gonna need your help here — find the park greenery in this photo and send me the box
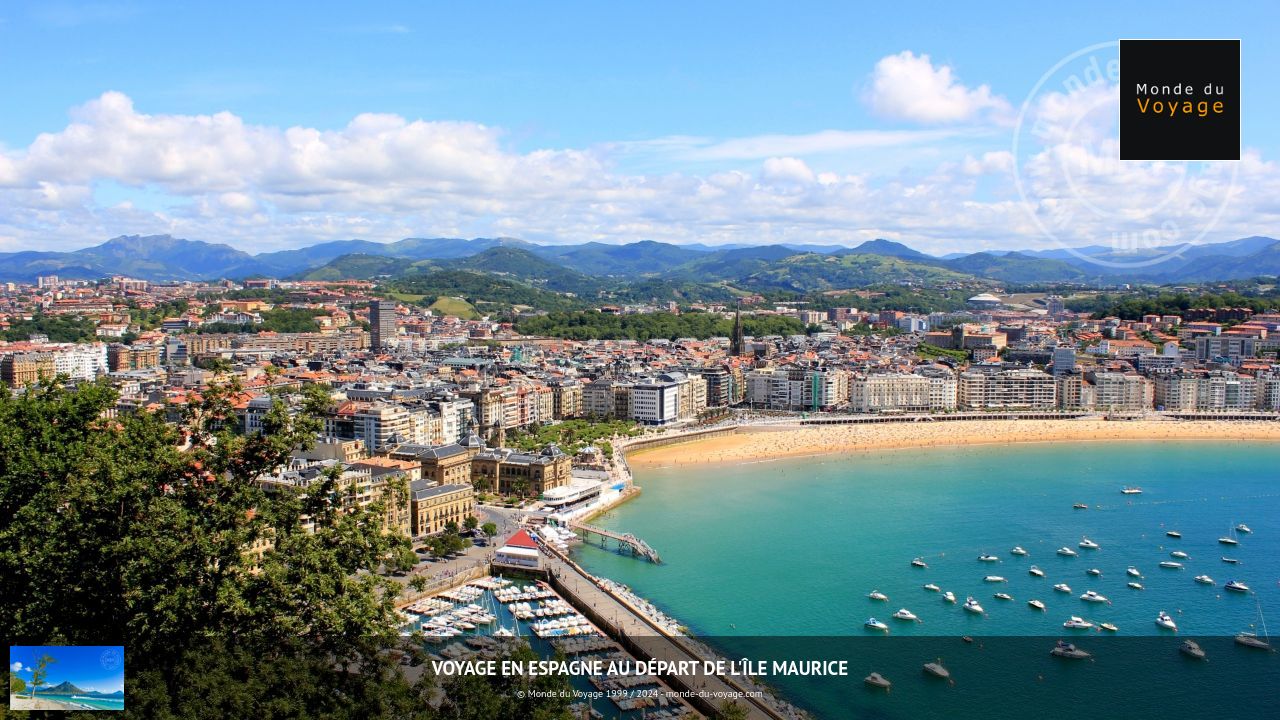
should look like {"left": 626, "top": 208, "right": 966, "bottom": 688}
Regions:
{"left": 190, "top": 307, "right": 329, "bottom": 334}
{"left": 0, "top": 312, "right": 99, "bottom": 343}
{"left": 506, "top": 418, "right": 640, "bottom": 455}
{"left": 0, "top": 378, "right": 574, "bottom": 719}
{"left": 515, "top": 310, "right": 806, "bottom": 341}
{"left": 1070, "top": 290, "right": 1280, "bottom": 320}
{"left": 915, "top": 343, "right": 968, "bottom": 363}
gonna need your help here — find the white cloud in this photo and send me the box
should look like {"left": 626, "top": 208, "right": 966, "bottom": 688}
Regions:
{"left": 0, "top": 89, "right": 1275, "bottom": 256}
{"left": 10, "top": 661, "right": 22, "bottom": 672}
{"left": 865, "top": 51, "right": 1012, "bottom": 125}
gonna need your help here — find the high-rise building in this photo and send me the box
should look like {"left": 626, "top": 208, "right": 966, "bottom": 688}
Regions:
{"left": 369, "top": 300, "right": 396, "bottom": 350}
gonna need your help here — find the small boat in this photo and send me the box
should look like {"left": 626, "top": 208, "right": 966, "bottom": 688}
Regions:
{"left": 1086, "top": 568, "right": 1102, "bottom": 577}
{"left": 1224, "top": 580, "right": 1250, "bottom": 593}
{"left": 963, "top": 596, "right": 984, "bottom": 614}
{"left": 1166, "top": 530, "right": 1181, "bottom": 538}
{"left": 923, "top": 661, "right": 950, "bottom": 679}
{"left": 1063, "top": 616, "right": 1093, "bottom": 629}
{"left": 1073, "top": 503, "right": 1088, "bottom": 509}
{"left": 1170, "top": 551, "right": 1189, "bottom": 559}
{"left": 1028, "top": 599, "right": 1046, "bottom": 611}
{"left": 1011, "top": 546, "right": 1028, "bottom": 556}
{"left": 1235, "top": 523, "right": 1252, "bottom": 534}
{"left": 1126, "top": 566, "right": 1142, "bottom": 577}
{"left": 868, "top": 590, "right": 889, "bottom": 601}
{"left": 864, "top": 617, "right": 890, "bottom": 632}
{"left": 864, "top": 672, "right": 892, "bottom": 689}
{"left": 1180, "top": 640, "right": 1207, "bottom": 660}
{"left": 1155, "top": 611, "right": 1178, "bottom": 631}
{"left": 961, "top": 635, "right": 973, "bottom": 644}
{"left": 1121, "top": 486, "right": 1143, "bottom": 494}
{"left": 1221, "top": 557, "right": 1240, "bottom": 564}
{"left": 1235, "top": 633, "right": 1272, "bottom": 650}
{"left": 1029, "top": 565, "right": 1046, "bottom": 577}
{"left": 1050, "top": 640, "right": 1091, "bottom": 659}
{"left": 1128, "top": 582, "right": 1144, "bottom": 590}
{"left": 1057, "top": 547, "right": 1078, "bottom": 557}
{"left": 923, "top": 583, "right": 940, "bottom": 592}
{"left": 978, "top": 554, "right": 1000, "bottom": 562}
{"left": 994, "top": 592, "right": 1013, "bottom": 601}
{"left": 1099, "top": 622, "right": 1119, "bottom": 632}
{"left": 1078, "top": 537, "right": 1100, "bottom": 550}
{"left": 943, "top": 591, "right": 957, "bottom": 604}
{"left": 1194, "top": 575, "right": 1215, "bottom": 585}
{"left": 893, "top": 608, "right": 920, "bottom": 622}
{"left": 1219, "top": 536, "right": 1239, "bottom": 546}
{"left": 1159, "top": 561, "right": 1183, "bottom": 569}
{"left": 983, "top": 575, "right": 1007, "bottom": 583}
{"left": 1079, "top": 590, "right": 1109, "bottom": 603}
{"left": 911, "top": 557, "right": 928, "bottom": 568}
{"left": 1053, "top": 583, "right": 1072, "bottom": 593}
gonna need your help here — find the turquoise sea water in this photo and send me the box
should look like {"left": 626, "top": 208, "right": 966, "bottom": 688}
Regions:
{"left": 574, "top": 441, "right": 1280, "bottom": 719}
{"left": 46, "top": 695, "right": 124, "bottom": 710}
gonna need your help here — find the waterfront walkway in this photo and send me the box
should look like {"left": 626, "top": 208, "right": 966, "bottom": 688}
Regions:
{"left": 544, "top": 553, "right": 787, "bottom": 720}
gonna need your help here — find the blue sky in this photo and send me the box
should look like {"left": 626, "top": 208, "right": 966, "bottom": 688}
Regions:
{"left": 9, "top": 645, "right": 125, "bottom": 694}
{"left": 0, "top": 1, "right": 1277, "bottom": 254}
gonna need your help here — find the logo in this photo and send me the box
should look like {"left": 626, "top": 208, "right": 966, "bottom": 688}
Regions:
{"left": 100, "top": 647, "right": 122, "bottom": 671}
{"left": 1012, "top": 41, "right": 1238, "bottom": 269}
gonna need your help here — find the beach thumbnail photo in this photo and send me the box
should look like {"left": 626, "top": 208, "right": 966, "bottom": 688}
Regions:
{"left": 8, "top": 646, "right": 125, "bottom": 712}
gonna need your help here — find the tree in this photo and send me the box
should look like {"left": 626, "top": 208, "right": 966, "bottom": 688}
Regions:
{"left": 409, "top": 576, "right": 428, "bottom": 593}
{"left": 717, "top": 700, "right": 750, "bottom": 720}
{"left": 392, "top": 546, "right": 418, "bottom": 573}
{"left": 481, "top": 522, "right": 498, "bottom": 540}
{"left": 10, "top": 674, "right": 25, "bottom": 695}
{"left": 463, "top": 515, "right": 478, "bottom": 532}
{"left": 30, "top": 654, "right": 54, "bottom": 699}
{"left": 444, "top": 520, "right": 459, "bottom": 535}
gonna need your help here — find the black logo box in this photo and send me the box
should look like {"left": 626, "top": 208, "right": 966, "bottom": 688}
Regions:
{"left": 1120, "top": 39, "right": 1240, "bottom": 161}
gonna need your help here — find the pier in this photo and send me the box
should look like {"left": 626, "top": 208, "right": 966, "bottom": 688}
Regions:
{"left": 569, "top": 520, "right": 662, "bottom": 563}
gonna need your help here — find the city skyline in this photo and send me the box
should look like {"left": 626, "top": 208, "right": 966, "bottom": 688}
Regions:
{"left": 1, "top": 2, "right": 1278, "bottom": 256}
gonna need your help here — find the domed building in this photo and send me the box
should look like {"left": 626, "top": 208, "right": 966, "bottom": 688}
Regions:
{"left": 967, "top": 293, "right": 1004, "bottom": 309}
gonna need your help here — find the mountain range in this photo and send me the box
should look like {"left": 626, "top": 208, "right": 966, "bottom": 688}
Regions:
{"left": 2, "top": 234, "right": 1278, "bottom": 289}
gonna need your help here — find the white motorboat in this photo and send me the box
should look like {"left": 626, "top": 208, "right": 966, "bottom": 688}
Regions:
{"left": 994, "top": 592, "right": 1013, "bottom": 601}
{"left": 1073, "top": 503, "right": 1089, "bottom": 509}
{"left": 1028, "top": 599, "right": 1046, "bottom": 611}
{"left": 1180, "top": 640, "right": 1206, "bottom": 660}
{"left": 1086, "top": 568, "right": 1102, "bottom": 577}
{"left": 1170, "top": 550, "right": 1189, "bottom": 559}
{"left": 911, "top": 557, "right": 928, "bottom": 568}
{"left": 1053, "top": 583, "right": 1072, "bottom": 593}
{"left": 963, "top": 596, "right": 984, "bottom": 614}
{"left": 864, "top": 617, "right": 890, "bottom": 632}
{"left": 978, "top": 554, "right": 1000, "bottom": 562}
{"left": 923, "top": 661, "right": 950, "bottom": 679}
{"left": 1126, "top": 566, "right": 1142, "bottom": 577}
{"left": 1194, "top": 575, "right": 1215, "bottom": 585}
{"left": 1063, "top": 616, "right": 1093, "bottom": 629}
{"left": 864, "top": 672, "right": 892, "bottom": 689}
{"left": 1128, "top": 582, "right": 1144, "bottom": 590}
{"left": 1235, "top": 523, "right": 1252, "bottom": 534}
{"left": 923, "top": 583, "right": 941, "bottom": 592}
{"left": 1121, "top": 486, "right": 1143, "bottom": 494}
{"left": 1219, "top": 536, "right": 1239, "bottom": 546}
{"left": 1079, "top": 590, "right": 1109, "bottom": 603}
{"left": 1221, "top": 557, "right": 1240, "bottom": 564}
{"left": 1155, "top": 611, "right": 1178, "bottom": 631}
{"left": 1057, "top": 547, "right": 1077, "bottom": 557}
{"left": 1011, "top": 546, "right": 1028, "bottom": 556}
{"left": 983, "top": 575, "right": 1007, "bottom": 583}
{"left": 1050, "top": 640, "right": 1092, "bottom": 659}
{"left": 1224, "top": 580, "right": 1250, "bottom": 593}
{"left": 943, "top": 591, "right": 957, "bottom": 604}
{"left": 1166, "top": 530, "right": 1181, "bottom": 538}
{"left": 1159, "top": 561, "right": 1183, "bottom": 569}
{"left": 1029, "top": 565, "right": 1046, "bottom": 577}
{"left": 868, "top": 590, "right": 889, "bottom": 601}
{"left": 892, "top": 608, "right": 920, "bottom": 622}
{"left": 1078, "top": 537, "right": 1100, "bottom": 550}
{"left": 1099, "top": 622, "right": 1118, "bottom": 632}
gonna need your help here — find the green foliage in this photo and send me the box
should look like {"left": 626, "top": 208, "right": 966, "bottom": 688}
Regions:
{"left": 0, "top": 312, "right": 98, "bottom": 343}
{"left": 506, "top": 418, "right": 639, "bottom": 454}
{"left": 387, "top": 270, "right": 588, "bottom": 313}
{"left": 916, "top": 343, "right": 968, "bottom": 362}
{"left": 1077, "top": 291, "right": 1280, "bottom": 320}
{"left": 481, "top": 522, "right": 498, "bottom": 538}
{"left": 10, "top": 674, "right": 24, "bottom": 694}
{"left": 192, "top": 307, "right": 328, "bottom": 334}
{"left": 127, "top": 298, "right": 191, "bottom": 331}
{"left": 515, "top": 311, "right": 805, "bottom": 341}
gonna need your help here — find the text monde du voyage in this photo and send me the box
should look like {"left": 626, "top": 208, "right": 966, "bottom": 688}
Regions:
{"left": 1134, "top": 82, "right": 1228, "bottom": 118}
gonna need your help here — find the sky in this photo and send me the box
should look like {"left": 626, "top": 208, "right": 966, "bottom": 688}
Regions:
{"left": 1, "top": 1, "right": 1278, "bottom": 255}
{"left": 9, "top": 645, "right": 125, "bottom": 694}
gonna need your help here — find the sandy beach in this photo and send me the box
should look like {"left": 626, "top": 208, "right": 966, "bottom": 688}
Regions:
{"left": 8, "top": 694, "right": 86, "bottom": 710}
{"left": 626, "top": 419, "right": 1280, "bottom": 468}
